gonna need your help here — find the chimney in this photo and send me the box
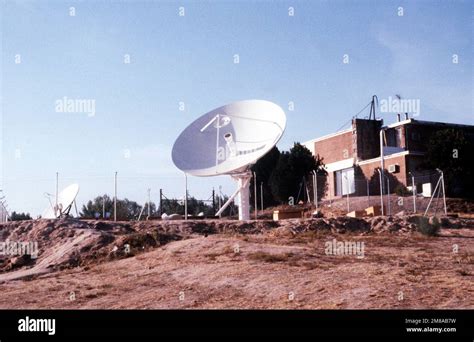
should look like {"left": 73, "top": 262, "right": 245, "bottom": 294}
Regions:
{"left": 404, "top": 113, "right": 409, "bottom": 120}
{"left": 397, "top": 113, "right": 401, "bottom": 122}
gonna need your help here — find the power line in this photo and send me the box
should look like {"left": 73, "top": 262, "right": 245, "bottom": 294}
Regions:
{"left": 335, "top": 101, "right": 372, "bottom": 132}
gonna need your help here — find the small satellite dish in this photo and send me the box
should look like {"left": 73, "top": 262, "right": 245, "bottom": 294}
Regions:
{"left": 172, "top": 100, "right": 286, "bottom": 220}
{"left": 43, "top": 184, "right": 80, "bottom": 219}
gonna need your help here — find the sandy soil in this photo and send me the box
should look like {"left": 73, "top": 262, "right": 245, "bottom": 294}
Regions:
{"left": 0, "top": 216, "right": 472, "bottom": 309}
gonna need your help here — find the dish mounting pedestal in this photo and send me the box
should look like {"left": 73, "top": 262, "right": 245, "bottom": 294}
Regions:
{"left": 215, "top": 170, "right": 252, "bottom": 220}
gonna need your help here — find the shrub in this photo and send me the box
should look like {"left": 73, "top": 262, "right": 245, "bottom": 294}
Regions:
{"left": 248, "top": 251, "right": 293, "bottom": 263}
{"left": 415, "top": 216, "right": 440, "bottom": 236}
{"left": 394, "top": 184, "right": 411, "bottom": 196}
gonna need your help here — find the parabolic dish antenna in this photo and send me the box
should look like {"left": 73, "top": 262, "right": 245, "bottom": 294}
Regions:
{"left": 42, "top": 183, "right": 80, "bottom": 219}
{"left": 172, "top": 100, "right": 286, "bottom": 220}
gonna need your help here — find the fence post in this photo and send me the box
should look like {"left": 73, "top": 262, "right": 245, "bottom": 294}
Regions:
{"left": 114, "top": 171, "right": 117, "bottom": 221}
{"left": 344, "top": 174, "right": 350, "bottom": 213}
{"left": 313, "top": 170, "right": 318, "bottom": 209}
{"left": 366, "top": 179, "right": 370, "bottom": 208}
{"left": 439, "top": 169, "right": 447, "bottom": 215}
{"left": 55, "top": 172, "right": 59, "bottom": 212}
{"left": 159, "top": 188, "right": 163, "bottom": 216}
{"left": 147, "top": 188, "right": 151, "bottom": 219}
{"left": 253, "top": 172, "right": 257, "bottom": 220}
{"left": 386, "top": 177, "right": 391, "bottom": 216}
{"left": 184, "top": 173, "right": 188, "bottom": 220}
{"left": 409, "top": 172, "right": 416, "bottom": 213}
{"left": 377, "top": 169, "right": 384, "bottom": 215}
{"left": 212, "top": 188, "right": 216, "bottom": 215}
{"left": 218, "top": 186, "right": 222, "bottom": 216}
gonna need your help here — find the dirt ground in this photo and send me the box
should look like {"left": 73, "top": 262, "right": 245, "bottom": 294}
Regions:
{"left": 0, "top": 216, "right": 472, "bottom": 309}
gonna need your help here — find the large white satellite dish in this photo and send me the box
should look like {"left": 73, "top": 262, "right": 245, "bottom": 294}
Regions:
{"left": 172, "top": 100, "right": 286, "bottom": 220}
{"left": 42, "top": 183, "right": 80, "bottom": 219}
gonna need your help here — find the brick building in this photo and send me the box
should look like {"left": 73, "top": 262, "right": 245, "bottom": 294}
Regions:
{"left": 303, "top": 117, "right": 474, "bottom": 199}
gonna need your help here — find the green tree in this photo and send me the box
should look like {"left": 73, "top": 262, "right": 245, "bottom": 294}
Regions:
{"left": 159, "top": 196, "right": 217, "bottom": 217}
{"left": 10, "top": 211, "right": 32, "bottom": 221}
{"left": 80, "top": 195, "right": 152, "bottom": 220}
{"left": 250, "top": 146, "right": 280, "bottom": 209}
{"left": 424, "top": 129, "right": 473, "bottom": 197}
{"left": 269, "top": 143, "right": 324, "bottom": 203}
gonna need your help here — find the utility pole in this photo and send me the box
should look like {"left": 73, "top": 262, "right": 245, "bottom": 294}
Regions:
{"left": 114, "top": 171, "right": 117, "bottom": 221}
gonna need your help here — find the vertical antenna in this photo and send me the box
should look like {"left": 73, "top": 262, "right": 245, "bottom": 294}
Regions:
{"left": 369, "top": 95, "right": 378, "bottom": 120}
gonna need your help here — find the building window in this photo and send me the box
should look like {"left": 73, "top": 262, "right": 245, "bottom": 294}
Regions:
{"left": 335, "top": 167, "right": 355, "bottom": 196}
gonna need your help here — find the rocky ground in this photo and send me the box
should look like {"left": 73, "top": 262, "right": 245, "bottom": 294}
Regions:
{"left": 0, "top": 215, "right": 472, "bottom": 309}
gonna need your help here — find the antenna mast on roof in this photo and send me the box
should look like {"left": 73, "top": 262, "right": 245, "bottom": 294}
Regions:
{"left": 395, "top": 94, "right": 409, "bottom": 121}
{"left": 368, "top": 95, "right": 378, "bottom": 120}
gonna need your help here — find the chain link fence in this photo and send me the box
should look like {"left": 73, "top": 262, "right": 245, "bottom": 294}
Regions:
{"left": 313, "top": 171, "right": 446, "bottom": 216}
{"left": 1, "top": 173, "right": 235, "bottom": 221}
{"left": 1, "top": 168, "right": 452, "bottom": 221}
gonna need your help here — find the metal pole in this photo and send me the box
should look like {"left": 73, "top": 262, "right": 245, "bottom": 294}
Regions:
{"left": 440, "top": 170, "right": 447, "bottom": 215}
{"left": 113, "top": 172, "right": 117, "bottom": 221}
{"left": 379, "top": 129, "right": 385, "bottom": 214}
{"left": 424, "top": 176, "right": 442, "bottom": 216}
{"left": 218, "top": 186, "right": 222, "bottom": 215}
{"left": 147, "top": 188, "right": 151, "bottom": 218}
{"left": 260, "top": 182, "right": 263, "bottom": 212}
{"left": 253, "top": 172, "right": 257, "bottom": 220}
{"left": 377, "top": 169, "right": 384, "bottom": 215}
{"left": 313, "top": 170, "right": 318, "bottom": 209}
{"left": 159, "top": 188, "right": 163, "bottom": 216}
{"left": 55, "top": 172, "right": 59, "bottom": 211}
{"left": 410, "top": 172, "right": 416, "bottom": 213}
{"left": 102, "top": 196, "right": 105, "bottom": 219}
{"left": 184, "top": 173, "right": 188, "bottom": 220}
{"left": 212, "top": 188, "right": 216, "bottom": 215}
{"left": 345, "top": 174, "right": 350, "bottom": 213}
{"left": 367, "top": 179, "right": 370, "bottom": 207}
{"left": 386, "top": 177, "right": 391, "bottom": 216}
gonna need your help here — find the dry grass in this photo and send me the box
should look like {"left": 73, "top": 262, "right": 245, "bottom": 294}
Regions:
{"left": 0, "top": 219, "right": 472, "bottom": 309}
{"left": 204, "top": 246, "right": 236, "bottom": 260}
{"left": 248, "top": 251, "right": 295, "bottom": 263}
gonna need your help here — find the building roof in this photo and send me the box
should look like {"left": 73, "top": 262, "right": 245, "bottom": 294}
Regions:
{"left": 305, "top": 118, "right": 474, "bottom": 147}
{"left": 386, "top": 118, "right": 474, "bottom": 129}
{"left": 302, "top": 127, "right": 352, "bottom": 146}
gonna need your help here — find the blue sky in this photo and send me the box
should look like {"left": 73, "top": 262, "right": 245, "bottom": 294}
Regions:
{"left": 1, "top": 0, "right": 472, "bottom": 216}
